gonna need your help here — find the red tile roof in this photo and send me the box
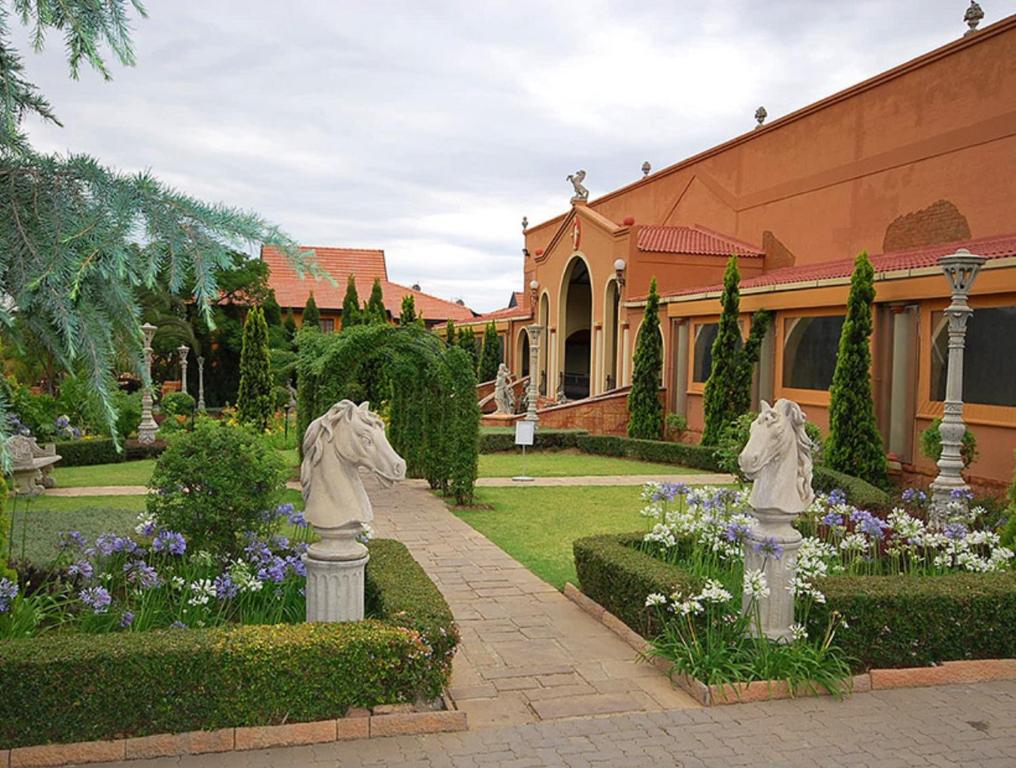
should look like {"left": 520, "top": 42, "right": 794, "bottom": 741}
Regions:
{"left": 476, "top": 304, "right": 531, "bottom": 322}
{"left": 654, "top": 233, "right": 1016, "bottom": 300}
{"left": 636, "top": 225, "right": 764, "bottom": 257}
{"left": 261, "top": 245, "right": 476, "bottom": 322}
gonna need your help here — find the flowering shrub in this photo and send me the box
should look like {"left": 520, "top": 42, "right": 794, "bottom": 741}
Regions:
{"left": 0, "top": 503, "right": 311, "bottom": 639}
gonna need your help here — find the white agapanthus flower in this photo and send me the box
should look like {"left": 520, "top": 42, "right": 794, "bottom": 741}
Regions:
{"left": 789, "top": 623, "right": 808, "bottom": 642}
{"left": 699, "top": 579, "right": 732, "bottom": 604}
{"left": 645, "top": 593, "right": 667, "bottom": 608}
{"left": 743, "top": 569, "right": 769, "bottom": 599}
{"left": 187, "top": 579, "right": 216, "bottom": 607}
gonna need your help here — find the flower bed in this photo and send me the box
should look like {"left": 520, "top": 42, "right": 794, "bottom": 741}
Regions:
{"left": 0, "top": 538, "right": 457, "bottom": 749}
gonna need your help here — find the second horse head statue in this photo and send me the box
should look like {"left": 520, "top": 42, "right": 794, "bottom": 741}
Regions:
{"left": 300, "top": 400, "right": 406, "bottom": 560}
{"left": 738, "top": 399, "right": 814, "bottom": 516}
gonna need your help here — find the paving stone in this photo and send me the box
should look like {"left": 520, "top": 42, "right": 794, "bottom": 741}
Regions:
{"left": 530, "top": 694, "right": 645, "bottom": 720}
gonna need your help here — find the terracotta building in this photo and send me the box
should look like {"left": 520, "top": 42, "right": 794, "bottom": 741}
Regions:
{"left": 465, "top": 14, "right": 1016, "bottom": 488}
{"left": 262, "top": 245, "right": 476, "bottom": 330}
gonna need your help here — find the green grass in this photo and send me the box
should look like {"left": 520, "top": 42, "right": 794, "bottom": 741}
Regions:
{"left": 477, "top": 449, "right": 695, "bottom": 478}
{"left": 454, "top": 486, "right": 647, "bottom": 589}
{"left": 50, "top": 460, "right": 156, "bottom": 487}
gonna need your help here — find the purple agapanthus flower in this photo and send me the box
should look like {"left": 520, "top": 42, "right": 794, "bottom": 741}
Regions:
{"left": 79, "top": 586, "right": 112, "bottom": 614}
{"left": 58, "top": 531, "right": 88, "bottom": 551}
{"left": 258, "top": 556, "right": 287, "bottom": 584}
{"left": 652, "top": 482, "right": 688, "bottom": 503}
{"left": 94, "top": 534, "right": 123, "bottom": 557}
{"left": 170, "top": 620, "right": 187, "bottom": 629}
{"left": 213, "top": 573, "right": 239, "bottom": 600}
{"left": 753, "top": 536, "right": 784, "bottom": 560}
{"left": 821, "top": 511, "right": 844, "bottom": 528}
{"left": 285, "top": 555, "right": 306, "bottom": 578}
{"left": 949, "top": 488, "right": 974, "bottom": 502}
{"left": 944, "top": 522, "right": 969, "bottom": 541}
{"left": 851, "top": 511, "right": 889, "bottom": 539}
{"left": 0, "top": 578, "right": 18, "bottom": 613}
{"left": 276, "top": 502, "right": 295, "bottom": 519}
{"left": 901, "top": 488, "right": 927, "bottom": 504}
{"left": 124, "top": 560, "right": 160, "bottom": 589}
{"left": 723, "top": 522, "right": 751, "bottom": 543}
{"left": 67, "top": 560, "right": 94, "bottom": 580}
{"left": 827, "top": 489, "right": 847, "bottom": 506}
{"left": 55, "top": 415, "right": 70, "bottom": 429}
{"left": 152, "top": 531, "right": 187, "bottom": 556}
{"left": 120, "top": 611, "right": 135, "bottom": 628}
{"left": 272, "top": 534, "right": 290, "bottom": 550}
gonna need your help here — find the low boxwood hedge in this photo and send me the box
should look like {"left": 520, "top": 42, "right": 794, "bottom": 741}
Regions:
{"left": 576, "top": 434, "right": 723, "bottom": 472}
{"left": 812, "top": 465, "right": 891, "bottom": 512}
{"left": 0, "top": 539, "right": 457, "bottom": 749}
{"left": 575, "top": 533, "right": 1016, "bottom": 672}
{"left": 52, "top": 439, "right": 167, "bottom": 467}
{"left": 479, "top": 428, "right": 587, "bottom": 453}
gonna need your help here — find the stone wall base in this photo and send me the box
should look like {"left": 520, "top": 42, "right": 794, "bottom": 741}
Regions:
{"left": 2, "top": 696, "right": 466, "bottom": 768}
{"left": 562, "top": 582, "right": 1016, "bottom": 707}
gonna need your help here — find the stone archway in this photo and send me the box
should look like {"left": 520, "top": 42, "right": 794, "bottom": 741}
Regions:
{"left": 558, "top": 257, "right": 592, "bottom": 400}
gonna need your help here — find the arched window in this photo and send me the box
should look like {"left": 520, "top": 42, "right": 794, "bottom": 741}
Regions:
{"left": 931, "top": 306, "right": 1016, "bottom": 406}
{"left": 782, "top": 315, "right": 844, "bottom": 391}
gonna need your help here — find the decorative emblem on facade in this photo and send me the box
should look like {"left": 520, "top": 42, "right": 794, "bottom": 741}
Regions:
{"left": 570, "top": 216, "right": 582, "bottom": 251}
{"left": 567, "top": 170, "right": 588, "bottom": 202}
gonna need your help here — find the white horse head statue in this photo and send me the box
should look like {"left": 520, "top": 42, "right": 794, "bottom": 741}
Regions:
{"left": 300, "top": 401, "right": 406, "bottom": 543}
{"left": 738, "top": 399, "right": 814, "bottom": 515}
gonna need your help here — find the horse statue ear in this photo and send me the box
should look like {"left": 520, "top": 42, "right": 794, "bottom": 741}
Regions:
{"left": 777, "top": 398, "right": 807, "bottom": 427}
{"left": 759, "top": 400, "right": 773, "bottom": 413}
{"left": 358, "top": 401, "right": 370, "bottom": 412}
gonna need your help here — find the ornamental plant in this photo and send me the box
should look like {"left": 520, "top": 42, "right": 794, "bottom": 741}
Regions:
{"left": 919, "top": 419, "right": 978, "bottom": 469}
{"left": 446, "top": 346, "right": 480, "bottom": 505}
{"left": 341, "top": 275, "right": 362, "bottom": 329}
{"left": 236, "top": 306, "right": 275, "bottom": 432}
{"left": 365, "top": 278, "right": 387, "bottom": 324}
{"left": 627, "top": 277, "right": 664, "bottom": 439}
{"left": 457, "top": 326, "right": 479, "bottom": 369}
{"left": 0, "top": 477, "right": 13, "bottom": 581}
{"left": 302, "top": 292, "right": 321, "bottom": 330}
{"left": 701, "top": 256, "right": 772, "bottom": 446}
{"left": 825, "top": 253, "right": 889, "bottom": 487}
{"left": 399, "top": 294, "right": 418, "bottom": 326}
{"left": 146, "top": 418, "right": 287, "bottom": 556}
{"left": 445, "top": 319, "right": 456, "bottom": 346}
{"left": 477, "top": 322, "right": 501, "bottom": 382}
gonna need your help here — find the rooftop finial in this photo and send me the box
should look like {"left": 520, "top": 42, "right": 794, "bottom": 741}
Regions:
{"left": 567, "top": 170, "right": 589, "bottom": 202}
{"left": 964, "top": 1, "right": 984, "bottom": 35}
{"left": 754, "top": 106, "right": 767, "bottom": 129}
{"left": 521, "top": 215, "right": 528, "bottom": 231}
{"left": 641, "top": 161, "right": 651, "bottom": 177}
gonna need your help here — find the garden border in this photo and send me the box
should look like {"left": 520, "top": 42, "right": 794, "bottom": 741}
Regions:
{"left": 0, "top": 697, "right": 467, "bottom": 768}
{"left": 562, "top": 582, "right": 1016, "bottom": 706}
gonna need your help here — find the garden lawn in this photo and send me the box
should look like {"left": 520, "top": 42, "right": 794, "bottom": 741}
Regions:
{"left": 455, "top": 486, "right": 647, "bottom": 589}
{"left": 477, "top": 449, "right": 696, "bottom": 478}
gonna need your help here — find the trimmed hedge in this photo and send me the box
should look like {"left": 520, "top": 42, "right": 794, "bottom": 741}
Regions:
{"left": 812, "top": 465, "right": 891, "bottom": 512}
{"left": 0, "top": 539, "right": 457, "bottom": 749}
{"left": 808, "top": 572, "right": 1016, "bottom": 670}
{"left": 479, "top": 428, "right": 587, "bottom": 454}
{"left": 53, "top": 439, "right": 167, "bottom": 467}
{"left": 575, "top": 434, "right": 721, "bottom": 472}
{"left": 576, "top": 533, "right": 1016, "bottom": 673}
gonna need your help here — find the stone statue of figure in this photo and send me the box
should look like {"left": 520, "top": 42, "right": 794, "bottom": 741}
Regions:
{"left": 494, "top": 363, "right": 515, "bottom": 414}
{"left": 300, "top": 400, "right": 406, "bottom": 561}
{"left": 737, "top": 399, "right": 815, "bottom": 641}
{"left": 567, "top": 170, "right": 589, "bottom": 201}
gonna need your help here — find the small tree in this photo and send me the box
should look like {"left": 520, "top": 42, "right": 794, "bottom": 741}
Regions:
{"left": 702, "top": 256, "right": 772, "bottom": 445}
{"left": 341, "top": 275, "right": 362, "bottom": 330}
{"left": 365, "top": 278, "right": 387, "bottom": 324}
{"left": 283, "top": 309, "right": 297, "bottom": 343}
{"left": 445, "top": 319, "right": 456, "bottom": 346}
{"left": 400, "top": 294, "right": 418, "bottom": 326}
{"left": 236, "top": 306, "right": 274, "bottom": 431}
{"left": 263, "top": 289, "right": 282, "bottom": 326}
{"left": 477, "top": 322, "right": 501, "bottom": 381}
{"left": 446, "top": 346, "right": 480, "bottom": 504}
{"left": 302, "top": 292, "right": 321, "bottom": 331}
{"left": 627, "top": 278, "right": 664, "bottom": 439}
{"left": 826, "top": 252, "right": 889, "bottom": 487}
{"left": 457, "top": 326, "right": 479, "bottom": 369}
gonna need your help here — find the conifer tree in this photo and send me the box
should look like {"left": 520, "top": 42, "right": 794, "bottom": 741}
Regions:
{"left": 701, "top": 256, "right": 773, "bottom": 445}
{"left": 263, "top": 290, "right": 282, "bottom": 326}
{"left": 341, "top": 275, "right": 362, "bottom": 329}
{"left": 302, "top": 292, "right": 321, "bottom": 331}
{"left": 457, "top": 326, "right": 479, "bottom": 369}
{"left": 283, "top": 309, "right": 298, "bottom": 343}
{"left": 446, "top": 347, "right": 480, "bottom": 505}
{"left": 400, "top": 295, "right": 418, "bottom": 326}
{"left": 365, "top": 278, "right": 387, "bottom": 324}
{"left": 627, "top": 278, "right": 664, "bottom": 439}
{"left": 445, "top": 319, "right": 456, "bottom": 346}
{"left": 477, "top": 322, "right": 501, "bottom": 381}
{"left": 236, "top": 306, "right": 274, "bottom": 432}
{"left": 826, "top": 252, "right": 889, "bottom": 486}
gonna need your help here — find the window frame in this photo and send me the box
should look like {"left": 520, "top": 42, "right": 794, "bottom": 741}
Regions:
{"left": 687, "top": 316, "right": 747, "bottom": 394}
{"left": 774, "top": 308, "right": 848, "bottom": 406}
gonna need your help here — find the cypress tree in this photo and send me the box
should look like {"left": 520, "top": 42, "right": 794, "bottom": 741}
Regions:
{"left": 627, "top": 278, "right": 664, "bottom": 439}
{"left": 701, "top": 256, "right": 773, "bottom": 445}
{"left": 457, "top": 326, "right": 479, "bottom": 369}
{"left": 302, "top": 292, "right": 321, "bottom": 331}
{"left": 445, "top": 319, "right": 456, "bottom": 346}
{"left": 283, "top": 309, "right": 297, "bottom": 343}
{"left": 446, "top": 346, "right": 480, "bottom": 505}
{"left": 477, "top": 322, "right": 501, "bottom": 381}
{"left": 341, "top": 275, "right": 362, "bottom": 329}
{"left": 263, "top": 289, "right": 282, "bottom": 326}
{"left": 236, "top": 306, "right": 274, "bottom": 432}
{"left": 400, "top": 295, "right": 417, "bottom": 326}
{"left": 826, "top": 252, "right": 889, "bottom": 486}
{"left": 365, "top": 278, "right": 387, "bottom": 324}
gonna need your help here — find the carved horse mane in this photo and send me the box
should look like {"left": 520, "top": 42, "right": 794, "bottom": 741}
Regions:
{"left": 738, "top": 399, "right": 815, "bottom": 514}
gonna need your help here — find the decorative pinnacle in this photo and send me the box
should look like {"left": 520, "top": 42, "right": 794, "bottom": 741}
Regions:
{"left": 754, "top": 106, "right": 767, "bottom": 128}
{"left": 641, "top": 161, "right": 651, "bottom": 177}
{"left": 521, "top": 215, "right": 528, "bottom": 231}
{"left": 964, "top": 1, "right": 984, "bottom": 34}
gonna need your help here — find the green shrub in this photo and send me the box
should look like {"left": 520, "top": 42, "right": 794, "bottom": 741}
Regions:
{"left": 0, "top": 538, "right": 457, "bottom": 749}
{"left": 123, "top": 440, "right": 167, "bottom": 462}
{"left": 146, "top": 419, "right": 286, "bottom": 556}
{"left": 919, "top": 418, "right": 978, "bottom": 469}
{"left": 479, "top": 428, "right": 586, "bottom": 453}
{"left": 574, "top": 534, "right": 699, "bottom": 638}
{"left": 712, "top": 411, "right": 823, "bottom": 481}
{"left": 159, "top": 391, "right": 195, "bottom": 419}
{"left": 627, "top": 278, "right": 664, "bottom": 439}
{"left": 237, "top": 306, "right": 275, "bottom": 432}
{"left": 0, "top": 478, "right": 13, "bottom": 581}
{"left": 812, "top": 465, "right": 891, "bottom": 513}
{"left": 112, "top": 390, "right": 142, "bottom": 441}
{"left": 302, "top": 292, "right": 321, "bottom": 330}
{"left": 447, "top": 346, "right": 480, "bottom": 505}
{"left": 477, "top": 321, "right": 501, "bottom": 382}
{"left": 576, "top": 434, "right": 722, "bottom": 472}
{"left": 5, "top": 381, "right": 60, "bottom": 441}
{"left": 665, "top": 412, "right": 687, "bottom": 441}
{"left": 808, "top": 572, "right": 1016, "bottom": 669}
{"left": 53, "top": 439, "right": 121, "bottom": 466}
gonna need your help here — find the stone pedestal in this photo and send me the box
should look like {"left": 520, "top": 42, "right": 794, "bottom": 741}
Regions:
{"left": 742, "top": 508, "right": 802, "bottom": 642}
{"left": 304, "top": 554, "right": 369, "bottom": 622}
{"left": 303, "top": 522, "right": 368, "bottom": 623}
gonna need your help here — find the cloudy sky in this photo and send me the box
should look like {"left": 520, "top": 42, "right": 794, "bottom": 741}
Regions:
{"left": 19, "top": 0, "right": 1015, "bottom": 312}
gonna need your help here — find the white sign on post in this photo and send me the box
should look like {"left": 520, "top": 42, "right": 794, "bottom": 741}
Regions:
{"left": 514, "top": 420, "right": 535, "bottom": 446}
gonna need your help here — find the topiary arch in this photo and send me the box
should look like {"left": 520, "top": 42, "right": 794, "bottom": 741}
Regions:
{"left": 296, "top": 323, "right": 479, "bottom": 501}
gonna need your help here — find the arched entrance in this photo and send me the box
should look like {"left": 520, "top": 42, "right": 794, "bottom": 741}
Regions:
{"left": 559, "top": 257, "right": 592, "bottom": 400}
{"left": 604, "top": 279, "right": 621, "bottom": 391}
{"left": 539, "top": 293, "right": 550, "bottom": 395}
{"left": 516, "top": 327, "right": 530, "bottom": 377}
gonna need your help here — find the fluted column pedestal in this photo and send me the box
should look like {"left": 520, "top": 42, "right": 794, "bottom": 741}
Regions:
{"left": 742, "top": 509, "right": 801, "bottom": 643}
{"left": 303, "top": 523, "right": 368, "bottom": 623}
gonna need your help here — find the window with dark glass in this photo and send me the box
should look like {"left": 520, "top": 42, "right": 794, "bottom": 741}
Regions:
{"left": 692, "top": 323, "right": 719, "bottom": 383}
{"left": 320, "top": 318, "right": 335, "bottom": 333}
{"left": 931, "top": 306, "right": 1016, "bottom": 407}
{"left": 782, "top": 315, "right": 844, "bottom": 391}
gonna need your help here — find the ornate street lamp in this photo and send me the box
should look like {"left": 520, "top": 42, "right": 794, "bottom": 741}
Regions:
{"left": 929, "top": 248, "right": 986, "bottom": 526}
{"left": 525, "top": 324, "right": 543, "bottom": 423}
{"left": 614, "top": 258, "right": 627, "bottom": 289}
{"left": 529, "top": 279, "right": 539, "bottom": 308}
{"left": 177, "top": 345, "right": 190, "bottom": 396}
{"left": 138, "top": 323, "right": 159, "bottom": 444}
{"left": 196, "top": 356, "right": 206, "bottom": 412}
